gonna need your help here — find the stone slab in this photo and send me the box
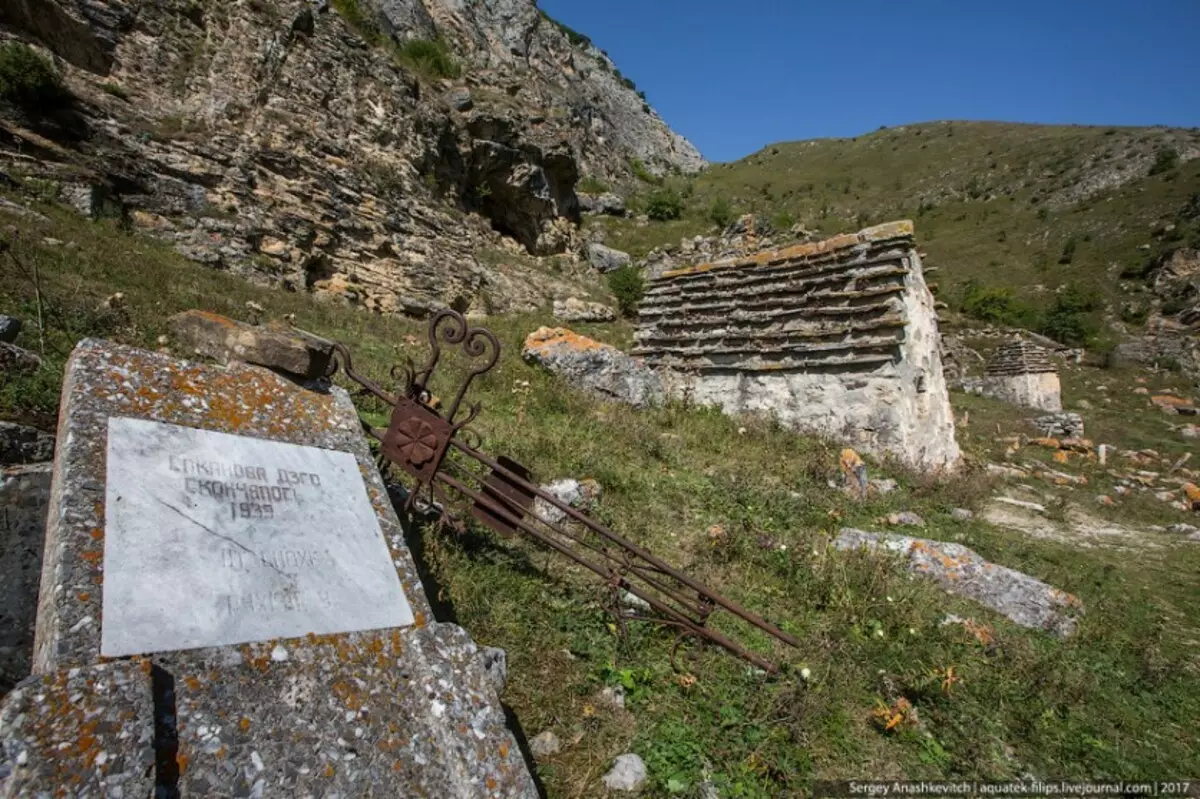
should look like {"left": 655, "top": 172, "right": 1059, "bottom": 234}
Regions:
{"left": 28, "top": 338, "right": 536, "bottom": 796}
{"left": 102, "top": 417, "right": 413, "bottom": 658}
{"left": 835, "top": 527, "right": 1081, "bottom": 636}
{"left": 168, "top": 310, "right": 335, "bottom": 379}
{"left": 0, "top": 463, "right": 51, "bottom": 695}
{"left": 34, "top": 338, "right": 433, "bottom": 673}
{"left": 0, "top": 660, "right": 156, "bottom": 798}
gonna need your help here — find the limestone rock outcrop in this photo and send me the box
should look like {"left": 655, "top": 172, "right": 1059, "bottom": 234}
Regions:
{"left": 0, "top": 0, "right": 704, "bottom": 317}
{"left": 634, "top": 221, "right": 961, "bottom": 471}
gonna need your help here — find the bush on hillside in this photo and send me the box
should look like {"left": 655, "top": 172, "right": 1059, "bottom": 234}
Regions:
{"left": 645, "top": 189, "right": 683, "bottom": 221}
{"left": 1039, "top": 285, "right": 1101, "bottom": 347}
{"left": 958, "top": 280, "right": 1039, "bottom": 329}
{"left": 0, "top": 42, "right": 70, "bottom": 113}
{"left": 607, "top": 265, "right": 644, "bottom": 317}
{"left": 1148, "top": 147, "right": 1179, "bottom": 176}
{"left": 707, "top": 196, "right": 735, "bottom": 228}
{"left": 1058, "top": 237, "right": 1077, "bottom": 264}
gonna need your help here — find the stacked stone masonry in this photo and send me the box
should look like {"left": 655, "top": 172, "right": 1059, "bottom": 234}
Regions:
{"left": 635, "top": 221, "right": 961, "bottom": 471}
{"left": 983, "top": 340, "right": 1062, "bottom": 412}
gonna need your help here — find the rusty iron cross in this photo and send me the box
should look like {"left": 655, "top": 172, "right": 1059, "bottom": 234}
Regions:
{"left": 327, "top": 309, "right": 799, "bottom": 674}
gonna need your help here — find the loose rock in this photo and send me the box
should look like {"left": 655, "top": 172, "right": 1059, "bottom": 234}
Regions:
{"left": 529, "top": 730, "right": 561, "bottom": 758}
{"left": 835, "top": 528, "right": 1081, "bottom": 636}
{"left": 0, "top": 421, "right": 56, "bottom": 465}
{"left": 886, "top": 511, "right": 925, "bottom": 527}
{"left": 578, "top": 193, "right": 626, "bottom": 217}
{"left": 0, "top": 341, "right": 40, "bottom": 375}
{"left": 0, "top": 315, "right": 21, "bottom": 344}
{"left": 168, "top": 310, "right": 334, "bottom": 380}
{"left": 951, "top": 508, "right": 974, "bottom": 522}
{"left": 523, "top": 327, "right": 664, "bottom": 408}
{"left": 586, "top": 242, "right": 632, "bottom": 273}
{"left": 533, "top": 477, "right": 602, "bottom": 526}
{"left": 553, "top": 297, "right": 617, "bottom": 323}
{"left": 602, "top": 753, "right": 648, "bottom": 793}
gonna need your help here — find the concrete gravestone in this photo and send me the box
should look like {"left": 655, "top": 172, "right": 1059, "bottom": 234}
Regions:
{"left": 0, "top": 334, "right": 536, "bottom": 797}
{"left": 102, "top": 418, "right": 414, "bottom": 657}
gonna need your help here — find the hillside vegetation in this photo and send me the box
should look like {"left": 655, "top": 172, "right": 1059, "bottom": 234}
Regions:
{"left": 3, "top": 192, "right": 1199, "bottom": 796}
{"left": 596, "top": 122, "right": 1200, "bottom": 346}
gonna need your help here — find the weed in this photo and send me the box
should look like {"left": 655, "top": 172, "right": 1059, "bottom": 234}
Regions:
{"left": 607, "top": 265, "right": 644, "bottom": 317}
{"left": 645, "top": 189, "right": 683, "bottom": 221}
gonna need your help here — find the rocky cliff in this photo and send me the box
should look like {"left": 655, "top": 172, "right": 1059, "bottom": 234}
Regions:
{"left": 0, "top": 0, "right": 705, "bottom": 317}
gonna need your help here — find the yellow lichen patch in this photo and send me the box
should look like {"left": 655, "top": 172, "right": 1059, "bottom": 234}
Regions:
{"left": 239, "top": 717, "right": 251, "bottom": 732}
{"left": 183, "top": 676, "right": 202, "bottom": 691}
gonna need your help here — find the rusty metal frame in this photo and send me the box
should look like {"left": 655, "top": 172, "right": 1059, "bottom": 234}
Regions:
{"left": 328, "top": 309, "right": 799, "bottom": 673}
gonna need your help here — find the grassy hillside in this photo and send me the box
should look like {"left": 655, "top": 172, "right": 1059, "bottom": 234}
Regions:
{"left": 3, "top": 192, "right": 1200, "bottom": 796}
{"left": 594, "top": 121, "right": 1200, "bottom": 345}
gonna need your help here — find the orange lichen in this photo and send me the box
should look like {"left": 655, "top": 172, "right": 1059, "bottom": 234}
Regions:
{"left": 184, "top": 676, "right": 201, "bottom": 691}
{"left": 176, "top": 752, "right": 190, "bottom": 773}
{"left": 324, "top": 764, "right": 336, "bottom": 778}
{"left": 523, "top": 327, "right": 613, "bottom": 355}
{"left": 239, "top": 717, "right": 251, "bottom": 732}
{"left": 415, "top": 612, "right": 426, "bottom": 629}
{"left": 77, "top": 592, "right": 90, "bottom": 602}
{"left": 499, "top": 743, "right": 509, "bottom": 759}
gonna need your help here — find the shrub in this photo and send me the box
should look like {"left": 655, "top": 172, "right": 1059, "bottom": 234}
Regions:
{"left": 0, "top": 42, "right": 70, "bottom": 112}
{"left": 1148, "top": 147, "right": 1179, "bottom": 176}
{"left": 959, "top": 280, "right": 1039, "bottom": 328}
{"left": 1058, "top": 237, "right": 1077, "bottom": 264}
{"left": 607, "top": 265, "right": 644, "bottom": 318}
{"left": 397, "top": 38, "right": 460, "bottom": 79}
{"left": 538, "top": 9, "right": 591, "bottom": 48}
{"left": 644, "top": 189, "right": 683, "bottom": 221}
{"left": 772, "top": 210, "right": 796, "bottom": 231}
{"left": 1039, "top": 285, "right": 1100, "bottom": 346}
{"left": 707, "top": 196, "right": 735, "bottom": 228}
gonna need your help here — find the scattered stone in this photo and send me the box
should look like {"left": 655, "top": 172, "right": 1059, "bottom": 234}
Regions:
{"left": 479, "top": 646, "right": 508, "bottom": 692}
{"left": 168, "top": 310, "right": 334, "bottom": 379}
{"left": 529, "top": 730, "right": 562, "bottom": 758}
{"left": 839, "top": 448, "right": 867, "bottom": 496}
{"left": 578, "top": 193, "right": 626, "bottom": 217}
{"left": 533, "top": 477, "right": 603, "bottom": 526}
{"left": 1168, "top": 523, "right": 1199, "bottom": 536}
{"left": 586, "top": 242, "right": 632, "bottom": 272}
{"left": 870, "top": 478, "right": 899, "bottom": 495}
{"left": 0, "top": 421, "right": 56, "bottom": 465}
{"left": 1076, "top": 399, "right": 1093, "bottom": 410}
{"left": 835, "top": 528, "right": 1081, "bottom": 636}
{"left": 1185, "top": 483, "right": 1200, "bottom": 511}
{"left": 1152, "top": 395, "right": 1197, "bottom": 415}
{"left": 602, "top": 753, "right": 648, "bottom": 793}
{"left": 553, "top": 297, "right": 617, "bottom": 323}
{"left": 1181, "top": 424, "right": 1200, "bottom": 440}
{"left": 987, "top": 463, "right": 1028, "bottom": 479}
{"left": 445, "top": 87, "right": 473, "bottom": 111}
{"left": 1096, "top": 495, "right": 1114, "bottom": 506}
{"left": 994, "top": 496, "right": 1047, "bottom": 514}
{"left": 0, "top": 198, "right": 49, "bottom": 222}
{"left": 0, "top": 462, "right": 52, "bottom": 693}
{"left": 0, "top": 341, "right": 40, "bottom": 375}
{"left": 0, "top": 315, "right": 21, "bottom": 343}
{"left": 886, "top": 511, "right": 925, "bottom": 527}
{"left": 597, "top": 685, "right": 626, "bottom": 711}
{"left": 523, "top": 327, "right": 664, "bottom": 408}
{"left": 951, "top": 508, "right": 974, "bottom": 522}
{"left": 1033, "top": 412, "right": 1084, "bottom": 439}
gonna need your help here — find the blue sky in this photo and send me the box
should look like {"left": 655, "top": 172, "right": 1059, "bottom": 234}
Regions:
{"left": 537, "top": 0, "right": 1200, "bottom": 163}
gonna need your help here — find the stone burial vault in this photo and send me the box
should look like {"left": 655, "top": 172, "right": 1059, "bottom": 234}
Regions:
{"left": 634, "top": 220, "right": 961, "bottom": 471}
{"left": 0, "top": 336, "right": 536, "bottom": 797}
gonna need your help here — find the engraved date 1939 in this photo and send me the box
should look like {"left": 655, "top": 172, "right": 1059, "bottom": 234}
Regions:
{"left": 230, "top": 502, "right": 274, "bottom": 520}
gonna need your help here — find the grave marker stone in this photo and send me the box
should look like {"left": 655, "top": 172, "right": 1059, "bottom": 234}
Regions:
{"left": 1, "top": 333, "right": 536, "bottom": 797}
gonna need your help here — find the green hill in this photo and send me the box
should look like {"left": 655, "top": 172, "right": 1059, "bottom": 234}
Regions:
{"left": 596, "top": 121, "right": 1200, "bottom": 345}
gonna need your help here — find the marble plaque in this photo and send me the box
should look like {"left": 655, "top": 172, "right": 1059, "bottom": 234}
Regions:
{"left": 101, "top": 417, "right": 414, "bottom": 657}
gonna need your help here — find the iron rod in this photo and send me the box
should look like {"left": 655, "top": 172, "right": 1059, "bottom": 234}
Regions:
{"left": 434, "top": 471, "right": 779, "bottom": 673}
{"left": 450, "top": 440, "right": 802, "bottom": 650}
